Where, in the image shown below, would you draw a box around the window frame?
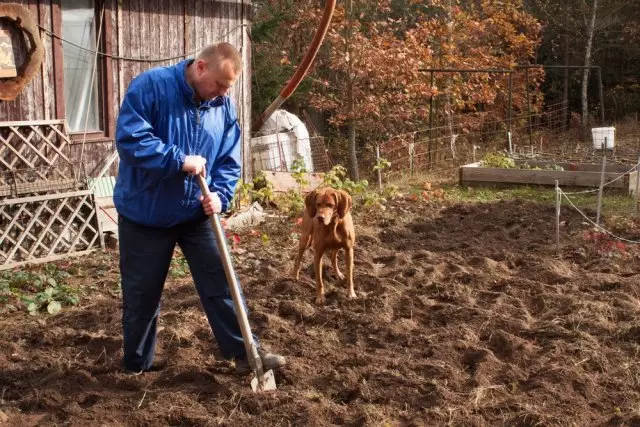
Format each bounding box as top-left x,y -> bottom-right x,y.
53,0 -> 114,141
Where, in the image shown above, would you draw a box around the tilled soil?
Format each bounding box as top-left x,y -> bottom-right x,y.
1,196 -> 640,426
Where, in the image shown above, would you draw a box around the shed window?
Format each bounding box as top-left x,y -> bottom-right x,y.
61,0 -> 102,132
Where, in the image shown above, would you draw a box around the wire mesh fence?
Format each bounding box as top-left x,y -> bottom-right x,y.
250,133 -> 333,173
379,101 -> 570,180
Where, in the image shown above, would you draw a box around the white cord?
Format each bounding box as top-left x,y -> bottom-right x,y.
560,189 -> 640,244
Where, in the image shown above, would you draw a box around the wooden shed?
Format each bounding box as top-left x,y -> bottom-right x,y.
1,0 -> 252,175
0,0 -> 252,269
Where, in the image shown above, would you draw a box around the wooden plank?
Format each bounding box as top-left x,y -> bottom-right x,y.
460,164 -> 628,189
52,0 -> 65,120
263,171 -> 324,193
0,249 -> 98,271
185,0 -> 195,57
139,0 -> 148,73
103,0 -> 115,138
194,0 -> 203,54
0,189 -> 93,206
117,0 -> 124,106
39,0 -> 54,120
240,0 -> 251,179
173,0 -> 183,62
0,119 -> 66,127
127,0 -> 137,87
28,0 -> 43,120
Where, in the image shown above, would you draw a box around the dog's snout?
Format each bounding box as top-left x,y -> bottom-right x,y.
316,216 -> 324,223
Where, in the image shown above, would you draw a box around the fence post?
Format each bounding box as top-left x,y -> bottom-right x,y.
376,144 -> 382,192
555,180 -> 561,256
596,138 -> 607,226
635,155 -> 640,216
409,134 -> 415,178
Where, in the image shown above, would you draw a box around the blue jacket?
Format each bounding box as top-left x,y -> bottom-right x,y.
113,59 -> 242,228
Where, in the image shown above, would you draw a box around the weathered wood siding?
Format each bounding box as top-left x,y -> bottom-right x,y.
1,0 -> 252,179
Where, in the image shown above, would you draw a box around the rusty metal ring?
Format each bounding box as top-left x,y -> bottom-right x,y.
0,4 -> 44,101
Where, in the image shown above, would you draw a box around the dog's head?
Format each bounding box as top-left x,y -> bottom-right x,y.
305,188 -> 352,226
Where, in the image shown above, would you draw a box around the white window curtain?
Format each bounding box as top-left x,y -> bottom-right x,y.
62,0 -> 101,132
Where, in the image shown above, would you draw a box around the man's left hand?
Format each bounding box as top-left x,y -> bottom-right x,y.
199,192 -> 222,216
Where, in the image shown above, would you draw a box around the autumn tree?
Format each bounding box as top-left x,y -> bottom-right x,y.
251,0 -> 542,179
527,0 -> 640,125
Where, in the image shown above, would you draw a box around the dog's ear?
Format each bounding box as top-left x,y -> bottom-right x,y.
304,190 -> 317,217
336,190 -> 352,218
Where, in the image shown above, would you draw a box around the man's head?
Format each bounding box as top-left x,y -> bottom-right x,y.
187,42 -> 242,101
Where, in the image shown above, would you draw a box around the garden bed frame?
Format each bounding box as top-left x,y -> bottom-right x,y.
460,159 -> 635,191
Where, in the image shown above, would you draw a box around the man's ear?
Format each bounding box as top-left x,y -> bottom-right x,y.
336,190 -> 352,218
305,190 -> 317,217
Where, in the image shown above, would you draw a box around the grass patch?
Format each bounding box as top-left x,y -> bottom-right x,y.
398,177 -> 637,218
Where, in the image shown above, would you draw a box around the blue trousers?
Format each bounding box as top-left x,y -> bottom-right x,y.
118,215 -> 251,372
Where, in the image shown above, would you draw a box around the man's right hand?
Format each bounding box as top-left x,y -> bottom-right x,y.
182,155 -> 207,176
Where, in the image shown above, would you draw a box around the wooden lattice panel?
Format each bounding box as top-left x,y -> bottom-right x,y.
0,190 -> 102,270
0,120 -> 80,197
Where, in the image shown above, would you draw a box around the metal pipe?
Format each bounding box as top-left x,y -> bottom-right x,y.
525,68 -> 532,147
508,73 -> 512,151
597,67 -> 605,124
251,0 -> 337,133
419,68 -> 513,73
429,71 -> 434,169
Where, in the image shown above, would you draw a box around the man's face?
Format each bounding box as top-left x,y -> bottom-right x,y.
194,58 -> 239,101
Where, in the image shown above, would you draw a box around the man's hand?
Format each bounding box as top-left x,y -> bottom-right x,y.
199,191 -> 222,216
182,155 -> 207,176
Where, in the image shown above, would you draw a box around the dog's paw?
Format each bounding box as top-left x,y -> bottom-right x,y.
347,290 -> 357,299
315,295 -> 326,305
336,271 -> 345,281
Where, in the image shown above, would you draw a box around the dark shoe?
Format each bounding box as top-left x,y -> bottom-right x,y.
235,350 -> 286,375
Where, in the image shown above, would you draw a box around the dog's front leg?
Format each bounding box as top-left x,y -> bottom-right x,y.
293,233 -> 311,280
331,249 -> 345,281
314,250 -> 326,305
346,247 -> 356,299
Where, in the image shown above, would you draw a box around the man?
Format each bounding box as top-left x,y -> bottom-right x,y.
114,42 -> 285,376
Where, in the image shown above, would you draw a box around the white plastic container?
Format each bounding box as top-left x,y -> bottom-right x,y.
591,127 -> 615,150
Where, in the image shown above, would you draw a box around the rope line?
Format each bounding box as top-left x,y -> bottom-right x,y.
37,24 -> 248,63
559,189 -> 640,244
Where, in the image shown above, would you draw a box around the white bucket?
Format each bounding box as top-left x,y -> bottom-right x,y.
591,127 -> 615,150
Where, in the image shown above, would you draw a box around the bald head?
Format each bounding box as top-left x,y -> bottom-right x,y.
187,42 -> 242,102
196,42 -> 242,75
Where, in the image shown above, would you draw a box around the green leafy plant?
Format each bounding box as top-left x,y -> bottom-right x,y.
170,255 -> 190,278
480,152 -> 516,169
1,264 -> 80,315
373,156 -> 391,172
291,158 -> 310,188
322,165 -> 369,196
231,178 -> 254,209
279,158 -> 310,217
251,170 -> 275,206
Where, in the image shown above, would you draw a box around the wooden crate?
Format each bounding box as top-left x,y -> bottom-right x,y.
460,160 -> 633,190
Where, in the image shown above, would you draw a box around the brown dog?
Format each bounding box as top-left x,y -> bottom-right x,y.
293,188 -> 356,305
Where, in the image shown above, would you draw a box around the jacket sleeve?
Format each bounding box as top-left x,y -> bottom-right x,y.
209,102 -> 242,212
115,74 -> 186,176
